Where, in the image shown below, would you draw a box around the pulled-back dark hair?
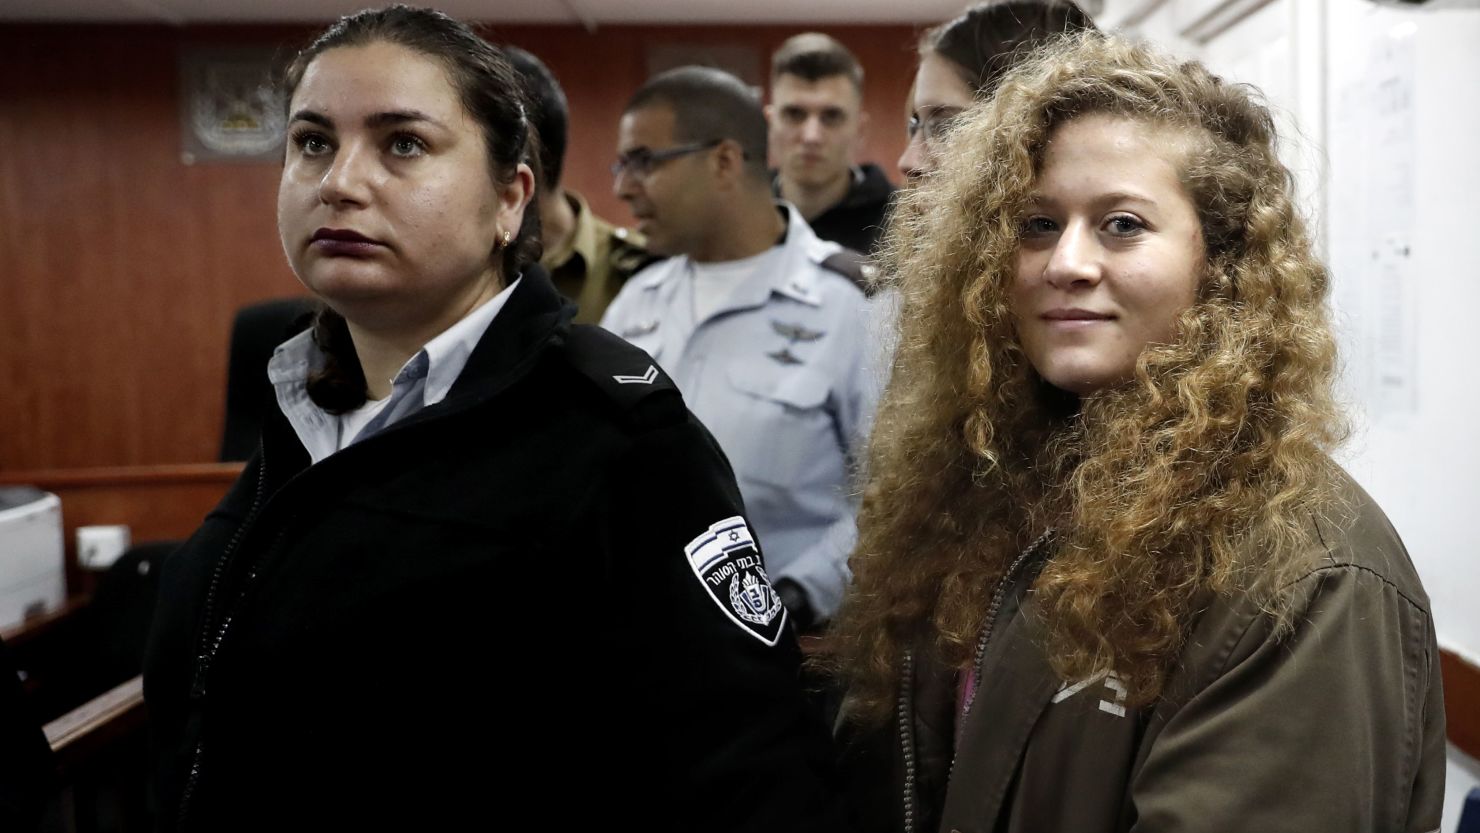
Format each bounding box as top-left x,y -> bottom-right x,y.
505,46 -> 569,190
280,4 -> 542,412
924,0 -> 1096,98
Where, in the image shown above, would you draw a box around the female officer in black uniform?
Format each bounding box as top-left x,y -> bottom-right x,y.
144,7 -> 844,831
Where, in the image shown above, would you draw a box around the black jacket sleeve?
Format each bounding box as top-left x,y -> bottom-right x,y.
605,412 -> 852,833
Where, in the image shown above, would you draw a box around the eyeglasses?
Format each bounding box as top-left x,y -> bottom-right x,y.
611,139 -> 723,179
906,105 -> 965,147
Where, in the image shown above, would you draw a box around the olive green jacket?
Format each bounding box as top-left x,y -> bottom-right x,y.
542,190 -> 654,324
843,473 -> 1445,833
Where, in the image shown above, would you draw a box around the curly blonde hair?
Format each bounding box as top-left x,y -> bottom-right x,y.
831,32 -> 1348,722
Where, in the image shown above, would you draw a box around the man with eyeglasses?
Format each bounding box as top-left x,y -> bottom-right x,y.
602,66 -> 880,636
767,33 -> 895,256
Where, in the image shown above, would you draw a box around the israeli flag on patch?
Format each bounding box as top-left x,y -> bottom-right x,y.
684,516 -> 786,646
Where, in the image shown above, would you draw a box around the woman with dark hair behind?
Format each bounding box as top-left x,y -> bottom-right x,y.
144,6 -> 846,831
833,33 -> 1444,833
897,0 -> 1095,180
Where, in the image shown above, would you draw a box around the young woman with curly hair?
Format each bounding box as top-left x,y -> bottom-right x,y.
832,33 -> 1445,833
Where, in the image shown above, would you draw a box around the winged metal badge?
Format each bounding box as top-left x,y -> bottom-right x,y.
771,320 -> 824,343
767,348 -> 803,366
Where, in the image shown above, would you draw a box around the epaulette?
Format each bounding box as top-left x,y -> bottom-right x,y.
609,228 -> 663,281
820,249 -> 881,297
560,324 -> 685,429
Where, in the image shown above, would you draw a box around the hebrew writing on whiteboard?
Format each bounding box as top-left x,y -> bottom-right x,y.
1329,23 -> 1418,423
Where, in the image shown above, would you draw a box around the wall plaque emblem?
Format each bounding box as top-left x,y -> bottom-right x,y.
179,47 -> 285,164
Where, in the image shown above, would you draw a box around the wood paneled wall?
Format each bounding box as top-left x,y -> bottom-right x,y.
0,22 -> 917,471
1,26 -> 305,471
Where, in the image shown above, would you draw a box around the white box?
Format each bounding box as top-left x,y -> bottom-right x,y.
0,488 -> 66,630
78,524 -> 131,570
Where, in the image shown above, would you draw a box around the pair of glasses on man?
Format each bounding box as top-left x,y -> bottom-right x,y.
906,105 -> 965,147
611,138 -> 724,179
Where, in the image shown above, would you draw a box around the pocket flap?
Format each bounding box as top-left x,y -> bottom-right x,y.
726,361 -> 830,410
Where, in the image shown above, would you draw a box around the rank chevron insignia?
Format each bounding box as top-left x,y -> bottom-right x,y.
613,364 -> 659,385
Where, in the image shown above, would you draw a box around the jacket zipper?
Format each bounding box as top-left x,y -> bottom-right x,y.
168,318 -> 559,828
897,650 -> 918,833
897,529 -> 1052,830
174,394 -> 460,827
959,529 -> 1052,722
177,448 -> 270,830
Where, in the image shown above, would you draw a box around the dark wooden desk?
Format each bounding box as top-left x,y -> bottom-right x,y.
0,465 -> 240,830
45,674 -> 145,769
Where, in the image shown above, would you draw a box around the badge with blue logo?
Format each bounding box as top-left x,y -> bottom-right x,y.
684,516 -> 786,646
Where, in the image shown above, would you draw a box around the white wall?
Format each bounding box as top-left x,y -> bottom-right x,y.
1324,4 -> 1480,819
1323,0 -> 1480,661
1103,0 -> 1480,827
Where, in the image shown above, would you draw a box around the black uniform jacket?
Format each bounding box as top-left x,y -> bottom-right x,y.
145,270 -> 849,832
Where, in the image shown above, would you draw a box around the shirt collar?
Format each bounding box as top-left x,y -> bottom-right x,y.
420,276 -> 520,406
266,277 -> 522,462
267,328 -> 336,463
768,203 -> 830,307
631,204 -> 831,307
770,165 -> 864,198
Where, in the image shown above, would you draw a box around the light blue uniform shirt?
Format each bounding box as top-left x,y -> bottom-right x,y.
600,206 -> 879,617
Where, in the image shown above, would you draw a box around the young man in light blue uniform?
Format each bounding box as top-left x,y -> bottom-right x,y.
602,66 -> 880,632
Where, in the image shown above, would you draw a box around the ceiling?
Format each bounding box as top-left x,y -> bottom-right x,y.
0,0 -> 994,26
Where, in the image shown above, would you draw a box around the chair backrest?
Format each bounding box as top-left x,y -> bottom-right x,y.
220,297 -> 317,462
87,541 -> 176,684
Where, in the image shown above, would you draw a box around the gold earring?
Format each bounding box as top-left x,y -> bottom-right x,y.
503,230 -> 512,248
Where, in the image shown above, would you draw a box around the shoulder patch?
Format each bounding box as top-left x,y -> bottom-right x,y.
561,324 -> 683,427
684,516 -> 787,646
820,249 -> 880,297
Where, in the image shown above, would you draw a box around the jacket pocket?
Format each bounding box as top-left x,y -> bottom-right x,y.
726,360 -> 830,410
721,360 -> 834,491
